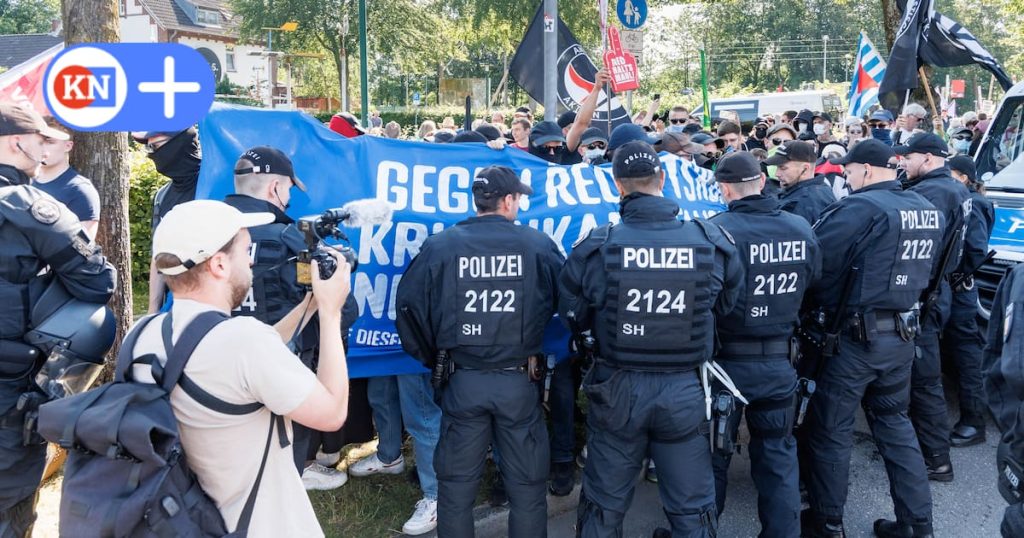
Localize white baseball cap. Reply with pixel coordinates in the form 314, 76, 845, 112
152, 200, 274, 276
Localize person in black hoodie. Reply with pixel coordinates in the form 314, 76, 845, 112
134, 128, 202, 314
765, 141, 836, 225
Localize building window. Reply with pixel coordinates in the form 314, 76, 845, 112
118, 0, 126, 16
226, 51, 236, 72
196, 9, 219, 25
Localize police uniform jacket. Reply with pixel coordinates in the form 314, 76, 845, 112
906, 166, 972, 280
711, 194, 821, 341
222, 194, 358, 361
559, 193, 743, 371
777, 174, 836, 226
0, 164, 115, 510
396, 214, 564, 370
984, 264, 1024, 465
956, 187, 994, 282
808, 180, 943, 314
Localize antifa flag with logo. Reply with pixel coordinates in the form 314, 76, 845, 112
920, 12, 1014, 91
509, 3, 631, 132
878, 0, 934, 97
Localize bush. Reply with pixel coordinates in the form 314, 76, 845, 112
127, 150, 165, 291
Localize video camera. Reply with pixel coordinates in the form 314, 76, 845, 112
295, 199, 393, 287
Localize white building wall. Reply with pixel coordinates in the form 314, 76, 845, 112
120, 14, 157, 42
178, 36, 267, 88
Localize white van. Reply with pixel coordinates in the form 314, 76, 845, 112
971, 80, 1024, 318
692, 90, 844, 126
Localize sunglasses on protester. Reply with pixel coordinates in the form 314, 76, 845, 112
587, 142, 607, 150
771, 138, 789, 146
868, 122, 887, 129
670, 118, 688, 124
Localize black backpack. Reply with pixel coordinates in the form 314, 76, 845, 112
37, 311, 286, 537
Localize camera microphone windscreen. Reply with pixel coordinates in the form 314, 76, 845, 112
333, 199, 393, 228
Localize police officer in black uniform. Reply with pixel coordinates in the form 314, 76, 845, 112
396, 166, 563, 538
764, 141, 837, 225
709, 152, 821, 537
983, 263, 1024, 538
895, 132, 972, 481
943, 155, 994, 447
560, 141, 744, 537
225, 146, 360, 479
801, 140, 938, 538
0, 103, 116, 537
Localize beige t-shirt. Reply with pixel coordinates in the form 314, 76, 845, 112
130, 299, 322, 538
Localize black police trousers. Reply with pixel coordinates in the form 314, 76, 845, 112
434, 368, 549, 538
577, 363, 716, 538
0, 377, 44, 538
805, 331, 933, 527
941, 286, 987, 426
911, 283, 953, 460
712, 354, 799, 538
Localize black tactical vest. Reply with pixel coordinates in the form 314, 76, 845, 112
597, 222, 715, 370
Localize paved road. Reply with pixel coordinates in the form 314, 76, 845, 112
542, 409, 1004, 537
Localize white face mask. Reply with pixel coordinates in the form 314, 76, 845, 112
813, 124, 827, 136
584, 148, 604, 161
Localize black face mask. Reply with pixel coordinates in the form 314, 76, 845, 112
149, 127, 201, 182
755, 127, 767, 139
531, 144, 566, 164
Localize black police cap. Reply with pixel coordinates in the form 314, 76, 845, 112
893, 132, 950, 158
472, 166, 533, 197
764, 141, 816, 166
948, 155, 977, 182
612, 141, 661, 179
829, 138, 896, 168
714, 151, 763, 183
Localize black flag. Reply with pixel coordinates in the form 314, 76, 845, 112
920, 13, 1014, 91
878, 0, 934, 96
509, 4, 631, 132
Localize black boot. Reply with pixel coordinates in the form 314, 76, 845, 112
873, 519, 934, 537
652, 528, 671, 538
549, 461, 575, 496
950, 422, 985, 447
801, 509, 845, 538
925, 453, 954, 482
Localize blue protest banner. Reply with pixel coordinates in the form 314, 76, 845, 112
616, 0, 648, 29
197, 103, 724, 378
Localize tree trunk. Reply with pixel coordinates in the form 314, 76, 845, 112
62, 0, 132, 382
881, 0, 901, 52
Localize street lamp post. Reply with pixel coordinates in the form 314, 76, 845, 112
359, 0, 369, 128
822, 34, 829, 84
260, 22, 298, 108
339, 15, 349, 112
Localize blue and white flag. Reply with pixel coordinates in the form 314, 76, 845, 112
848, 32, 887, 118
196, 103, 725, 378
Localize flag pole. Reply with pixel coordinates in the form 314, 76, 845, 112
600, 0, 611, 138
700, 48, 711, 130
918, 67, 943, 136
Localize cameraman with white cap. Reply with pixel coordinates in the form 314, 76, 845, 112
132, 199, 352, 537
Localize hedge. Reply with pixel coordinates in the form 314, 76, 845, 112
127, 149, 165, 291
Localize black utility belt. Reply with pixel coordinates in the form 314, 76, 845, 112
718, 339, 790, 358
595, 357, 702, 373
457, 363, 528, 373
845, 309, 918, 343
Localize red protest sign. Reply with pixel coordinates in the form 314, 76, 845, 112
603, 26, 639, 93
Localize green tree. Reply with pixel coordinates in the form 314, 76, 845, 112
0, 0, 60, 34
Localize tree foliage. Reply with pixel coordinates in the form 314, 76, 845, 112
0, 0, 60, 34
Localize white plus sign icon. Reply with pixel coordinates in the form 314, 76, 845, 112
137, 56, 202, 119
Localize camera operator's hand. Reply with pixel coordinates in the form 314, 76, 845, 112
311, 249, 351, 317
486, 137, 507, 151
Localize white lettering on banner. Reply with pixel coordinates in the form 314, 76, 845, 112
437, 166, 471, 213
570, 164, 603, 205
546, 166, 577, 207
393, 222, 429, 267
377, 161, 408, 210
358, 221, 393, 266
354, 272, 390, 319
355, 329, 402, 346
592, 166, 620, 203
411, 165, 436, 213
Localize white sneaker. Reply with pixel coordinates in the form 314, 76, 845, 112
401, 497, 438, 536
349, 453, 406, 477
301, 463, 348, 491
315, 449, 341, 467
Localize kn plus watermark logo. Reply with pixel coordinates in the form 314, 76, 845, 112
44, 43, 215, 131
